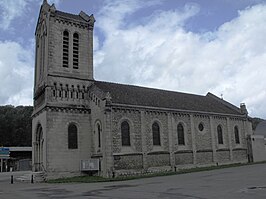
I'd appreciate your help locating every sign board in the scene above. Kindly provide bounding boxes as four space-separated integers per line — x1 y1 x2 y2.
0 148 10 156
0 155 10 159
81 159 99 171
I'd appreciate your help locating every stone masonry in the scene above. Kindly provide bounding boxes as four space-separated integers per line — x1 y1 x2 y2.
32 1 253 179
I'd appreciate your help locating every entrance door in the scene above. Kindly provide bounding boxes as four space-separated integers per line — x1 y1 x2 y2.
34 124 44 171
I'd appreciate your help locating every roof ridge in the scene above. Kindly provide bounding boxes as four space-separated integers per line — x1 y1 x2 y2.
206 92 241 113
93 80 242 115
94 80 205 98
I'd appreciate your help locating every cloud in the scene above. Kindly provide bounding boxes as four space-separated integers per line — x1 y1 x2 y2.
0 41 34 105
98 0 162 33
94 2 266 118
48 0 61 5
0 0 30 30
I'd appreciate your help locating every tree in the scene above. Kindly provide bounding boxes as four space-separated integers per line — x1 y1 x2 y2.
0 105 33 146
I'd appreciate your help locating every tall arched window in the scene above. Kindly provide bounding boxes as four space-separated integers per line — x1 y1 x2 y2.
73 33 79 69
68 123 78 149
177 123 185 145
62 30 69 67
217 125 223 145
234 126 240 144
121 121 130 146
97 123 101 148
152 122 161 146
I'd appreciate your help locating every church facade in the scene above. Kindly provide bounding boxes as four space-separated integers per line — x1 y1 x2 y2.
32 1 253 179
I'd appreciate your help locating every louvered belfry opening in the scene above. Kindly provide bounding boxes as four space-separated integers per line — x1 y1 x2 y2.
63 30 69 67
73 32 79 69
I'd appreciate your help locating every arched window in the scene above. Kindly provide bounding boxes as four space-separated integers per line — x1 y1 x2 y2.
97 123 101 148
217 125 223 145
62 30 69 67
73 33 79 69
177 123 185 145
121 121 130 146
234 126 240 144
68 123 78 149
152 122 161 146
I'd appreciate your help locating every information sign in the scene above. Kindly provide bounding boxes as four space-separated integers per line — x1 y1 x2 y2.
0 148 10 159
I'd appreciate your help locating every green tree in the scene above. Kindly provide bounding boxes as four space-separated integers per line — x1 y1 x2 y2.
0 105 33 146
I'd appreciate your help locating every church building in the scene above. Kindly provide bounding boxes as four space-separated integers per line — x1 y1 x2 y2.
32 1 253 179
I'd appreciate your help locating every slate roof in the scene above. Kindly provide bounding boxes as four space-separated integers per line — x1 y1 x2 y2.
94 81 243 116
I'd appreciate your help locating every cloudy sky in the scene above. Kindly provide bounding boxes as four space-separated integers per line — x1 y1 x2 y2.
0 0 266 118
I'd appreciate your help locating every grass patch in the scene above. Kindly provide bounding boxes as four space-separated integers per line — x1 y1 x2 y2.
47 175 110 183
47 172 172 183
47 161 266 183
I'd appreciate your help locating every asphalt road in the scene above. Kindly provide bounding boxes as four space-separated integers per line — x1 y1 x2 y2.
1 163 266 198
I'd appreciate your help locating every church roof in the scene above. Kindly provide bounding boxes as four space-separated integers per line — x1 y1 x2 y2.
94 81 243 116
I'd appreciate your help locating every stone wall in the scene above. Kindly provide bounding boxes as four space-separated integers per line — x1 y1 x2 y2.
194 115 212 151
172 113 192 151
48 13 93 80
45 109 91 173
216 149 230 163
89 90 106 155
32 111 48 171
233 149 247 161
196 150 213 164
174 151 193 165
112 109 142 153
230 118 247 149
144 112 169 152
114 154 143 170
213 117 229 148
109 107 250 172
147 152 170 167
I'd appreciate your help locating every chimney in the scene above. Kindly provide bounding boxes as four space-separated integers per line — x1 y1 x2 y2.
240 103 248 115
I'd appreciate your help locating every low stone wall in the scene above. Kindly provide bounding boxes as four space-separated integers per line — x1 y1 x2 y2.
216 149 230 163
233 148 247 162
147 152 170 167
196 150 213 164
175 151 193 165
46 170 82 180
114 153 143 170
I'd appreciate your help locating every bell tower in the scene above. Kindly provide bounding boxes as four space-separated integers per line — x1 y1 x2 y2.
35 0 95 82
32 0 95 175
45 5 95 80
33 0 95 110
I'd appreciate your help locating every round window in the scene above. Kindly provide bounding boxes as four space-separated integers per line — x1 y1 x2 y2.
198 123 204 131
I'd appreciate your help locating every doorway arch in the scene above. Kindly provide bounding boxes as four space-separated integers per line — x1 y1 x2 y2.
34 124 44 171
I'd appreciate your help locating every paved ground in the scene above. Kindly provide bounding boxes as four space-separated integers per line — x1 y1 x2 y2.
1 163 266 198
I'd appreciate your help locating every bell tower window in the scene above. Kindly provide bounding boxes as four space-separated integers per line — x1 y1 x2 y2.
73 33 79 69
63 30 69 67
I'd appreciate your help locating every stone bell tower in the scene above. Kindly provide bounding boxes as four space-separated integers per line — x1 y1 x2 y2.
34 0 95 106
32 0 95 177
